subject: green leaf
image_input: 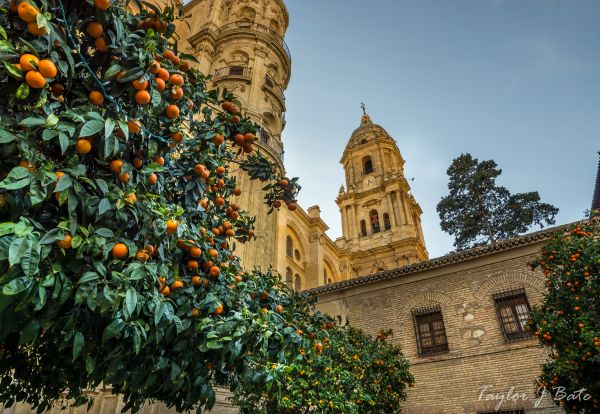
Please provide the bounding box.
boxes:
[73,331,84,361]
[0,128,16,143]
[19,117,45,127]
[58,132,69,154]
[98,199,111,215]
[151,89,162,107]
[20,238,41,277]
[19,320,41,345]
[154,301,166,325]
[105,118,116,138]
[96,179,109,194]
[206,341,223,349]
[8,237,27,266]
[95,227,114,237]
[54,175,73,192]
[102,134,118,158]
[0,166,31,190]
[80,119,104,137]
[116,67,145,83]
[0,25,6,40]
[40,228,62,244]
[45,114,59,128]
[103,318,125,341]
[2,276,32,295]
[16,83,30,100]
[2,61,22,79]
[125,288,137,317]
[0,222,15,237]
[103,64,123,80]
[78,272,99,284]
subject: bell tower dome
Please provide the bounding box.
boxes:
[336,111,428,277]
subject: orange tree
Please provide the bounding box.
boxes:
[0,0,413,412]
[529,211,600,413]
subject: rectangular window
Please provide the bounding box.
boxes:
[412,305,449,356]
[493,288,533,342]
[477,410,525,414]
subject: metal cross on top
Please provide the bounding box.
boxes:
[360,102,367,114]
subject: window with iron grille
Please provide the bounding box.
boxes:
[493,288,533,342]
[477,409,525,414]
[412,305,449,356]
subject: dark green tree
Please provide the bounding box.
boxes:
[437,153,558,250]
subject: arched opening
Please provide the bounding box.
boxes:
[370,210,380,233]
[239,6,256,22]
[363,156,374,174]
[324,270,328,285]
[294,249,301,261]
[285,268,292,288]
[286,236,293,257]
[294,274,302,291]
[360,220,367,237]
[383,213,391,230]
[269,18,282,36]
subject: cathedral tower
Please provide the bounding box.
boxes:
[178,0,291,269]
[336,112,428,277]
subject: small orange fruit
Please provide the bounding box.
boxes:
[171,131,183,142]
[213,303,223,315]
[38,60,57,78]
[25,71,46,89]
[161,285,170,296]
[112,243,128,259]
[148,172,157,185]
[276,305,284,313]
[187,260,199,269]
[118,173,130,183]
[233,187,242,196]
[209,265,220,277]
[127,119,141,134]
[191,308,200,317]
[170,74,184,86]
[109,159,123,173]
[94,0,110,11]
[94,37,108,52]
[170,87,183,100]
[75,139,92,154]
[87,22,103,38]
[133,158,143,169]
[132,78,148,90]
[192,276,202,286]
[166,219,178,235]
[190,246,202,258]
[149,60,161,74]
[165,104,179,119]
[171,280,184,290]
[125,193,137,204]
[18,2,38,23]
[55,234,73,249]
[212,133,224,146]
[27,22,46,36]
[89,90,104,105]
[156,68,169,81]
[135,90,151,105]
[156,77,166,91]
[20,54,39,71]
[180,61,190,72]
[215,166,226,174]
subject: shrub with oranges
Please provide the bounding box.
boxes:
[529,211,600,413]
[0,1,412,413]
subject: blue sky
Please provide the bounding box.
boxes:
[280,0,600,258]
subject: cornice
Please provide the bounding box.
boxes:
[306,224,572,296]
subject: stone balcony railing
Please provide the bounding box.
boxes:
[263,75,285,109]
[215,21,291,64]
[213,66,252,82]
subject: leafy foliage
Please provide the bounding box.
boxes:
[437,153,559,250]
[0,0,413,412]
[529,212,600,413]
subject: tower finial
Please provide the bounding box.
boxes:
[592,151,600,213]
[359,102,371,125]
[360,101,366,115]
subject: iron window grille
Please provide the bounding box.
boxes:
[412,305,449,356]
[493,288,533,342]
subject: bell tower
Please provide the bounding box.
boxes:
[336,112,428,277]
[178,0,291,269]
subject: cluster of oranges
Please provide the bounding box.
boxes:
[86,21,109,53]
[10,1,46,36]
[17,53,57,89]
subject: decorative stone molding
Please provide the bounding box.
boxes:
[471,271,546,300]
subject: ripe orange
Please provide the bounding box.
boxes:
[156,68,169,81]
[20,54,39,71]
[118,173,130,183]
[170,87,183,100]
[166,219,178,235]
[214,197,225,207]
[56,234,72,249]
[171,280,184,289]
[163,50,175,60]
[156,77,166,91]
[153,156,164,166]
[125,193,137,204]
[191,308,200,317]
[54,171,65,183]
[160,285,170,296]
[276,305,284,313]
[208,248,218,258]
[112,243,128,259]
[132,78,148,90]
[243,143,254,153]
[192,276,202,286]
[189,246,201,258]
[18,2,38,22]
[215,166,226,174]
[127,119,141,134]
[187,260,199,269]
[27,22,46,36]
[165,104,179,119]
[233,133,244,146]
[89,90,104,105]
[94,0,110,10]
[135,90,151,105]
[149,60,160,74]
[212,133,224,146]
[222,101,233,112]
[87,22,103,38]
[75,139,92,154]
[109,159,123,173]
[180,61,190,72]
[244,132,255,143]
[287,201,298,211]
[273,200,282,208]
[171,131,183,142]
[213,303,223,315]
[279,179,289,188]
[95,37,108,52]
[147,172,157,185]
[233,187,242,196]
[170,74,184,86]
[171,55,180,65]
[25,71,46,89]
[38,60,57,78]
[209,265,220,277]
[315,342,323,353]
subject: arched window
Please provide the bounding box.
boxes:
[285,268,292,288]
[383,213,391,230]
[324,270,328,285]
[286,236,293,257]
[360,220,367,237]
[370,210,380,233]
[294,249,301,261]
[363,156,374,174]
[294,274,302,291]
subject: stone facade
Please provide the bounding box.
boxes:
[311,228,566,414]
